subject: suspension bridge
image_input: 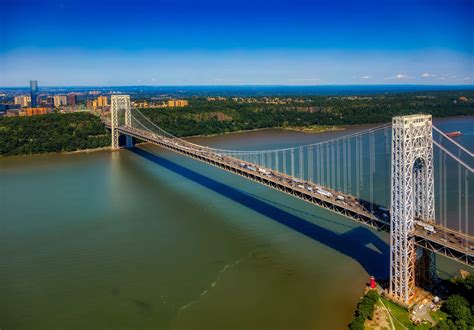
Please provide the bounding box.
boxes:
[106,95,473,305]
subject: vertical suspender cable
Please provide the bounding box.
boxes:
[370,132,374,212]
[360,135,363,195]
[316,145,320,184]
[356,136,360,198]
[465,170,469,245]
[337,140,340,191]
[326,143,330,188]
[291,148,295,177]
[348,137,352,195]
[343,138,347,194]
[331,142,335,189]
[458,149,462,233]
[275,151,279,172]
[320,144,324,186]
[438,136,443,226]
[299,147,304,180]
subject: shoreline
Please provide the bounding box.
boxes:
[184,127,279,138]
[281,125,346,134]
[0,146,112,159]
[63,146,112,154]
[185,125,347,139]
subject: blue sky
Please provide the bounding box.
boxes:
[1,0,473,86]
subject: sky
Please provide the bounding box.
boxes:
[0,0,473,86]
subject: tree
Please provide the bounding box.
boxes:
[442,295,472,326]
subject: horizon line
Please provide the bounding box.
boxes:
[1,84,474,89]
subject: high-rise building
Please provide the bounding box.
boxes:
[97,96,108,107]
[14,95,31,107]
[30,80,38,108]
[53,95,68,107]
[68,94,77,106]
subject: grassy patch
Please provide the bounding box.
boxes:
[379,297,436,330]
[430,310,448,324]
[381,298,413,329]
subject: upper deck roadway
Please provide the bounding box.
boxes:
[113,124,473,267]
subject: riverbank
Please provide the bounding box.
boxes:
[282,125,345,134]
[63,146,112,154]
[353,272,474,329]
[0,146,112,159]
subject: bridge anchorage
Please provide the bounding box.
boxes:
[108,97,472,307]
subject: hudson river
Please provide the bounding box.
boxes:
[1,117,473,329]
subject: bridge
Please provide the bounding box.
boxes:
[107,95,473,305]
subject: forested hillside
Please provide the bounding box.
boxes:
[0,113,110,156]
[140,91,474,137]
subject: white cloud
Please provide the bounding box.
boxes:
[151,78,156,82]
[463,76,471,81]
[421,73,436,78]
[360,75,371,79]
[384,74,413,80]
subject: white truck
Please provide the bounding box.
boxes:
[317,189,333,198]
[415,221,436,234]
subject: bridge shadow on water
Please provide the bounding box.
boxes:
[130,147,390,279]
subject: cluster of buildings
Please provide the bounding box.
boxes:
[19,108,51,116]
[11,80,54,117]
[206,97,227,101]
[0,81,115,117]
[230,97,306,104]
[131,99,189,109]
[167,99,188,107]
[87,96,108,109]
[0,81,192,118]
[13,93,76,108]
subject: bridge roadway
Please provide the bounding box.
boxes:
[114,125,473,267]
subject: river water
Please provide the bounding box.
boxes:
[1,116,472,329]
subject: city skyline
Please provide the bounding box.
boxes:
[1,0,473,86]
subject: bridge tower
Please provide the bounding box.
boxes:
[110,95,132,150]
[390,114,436,304]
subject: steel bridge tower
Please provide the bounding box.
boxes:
[111,95,132,150]
[390,114,436,304]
